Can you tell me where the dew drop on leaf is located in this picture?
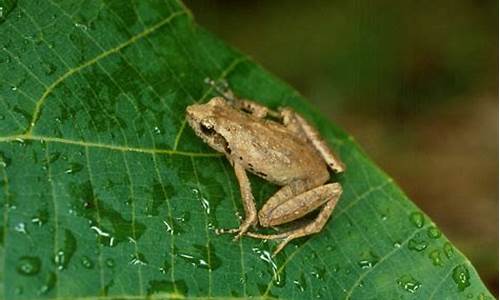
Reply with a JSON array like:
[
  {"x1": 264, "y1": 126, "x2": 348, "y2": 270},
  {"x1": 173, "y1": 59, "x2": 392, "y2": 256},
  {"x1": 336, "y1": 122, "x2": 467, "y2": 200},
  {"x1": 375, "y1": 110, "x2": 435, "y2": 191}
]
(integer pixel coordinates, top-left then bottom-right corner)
[
  {"x1": 397, "y1": 274, "x2": 421, "y2": 294},
  {"x1": 252, "y1": 246, "x2": 285, "y2": 287},
  {"x1": 0, "y1": 0, "x2": 16, "y2": 24},
  {"x1": 310, "y1": 266, "x2": 326, "y2": 280},
  {"x1": 428, "y1": 249, "x2": 444, "y2": 266},
  {"x1": 176, "y1": 243, "x2": 221, "y2": 271},
  {"x1": 0, "y1": 151, "x2": 11, "y2": 167},
  {"x1": 31, "y1": 208, "x2": 49, "y2": 226},
  {"x1": 293, "y1": 273, "x2": 307, "y2": 292},
  {"x1": 443, "y1": 242, "x2": 454, "y2": 258},
  {"x1": 129, "y1": 252, "x2": 148, "y2": 266},
  {"x1": 452, "y1": 264, "x2": 471, "y2": 291},
  {"x1": 427, "y1": 226, "x2": 442, "y2": 239},
  {"x1": 14, "y1": 222, "x2": 27, "y2": 234},
  {"x1": 159, "y1": 260, "x2": 170, "y2": 274},
  {"x1": 409, "y1": 212, "x2": 424, "y2": 228},
  {"x1": 64, "y1": 162, "x2": 83, "y2": 174},
  {"x1": 16, "y1": 256, "x2": 41, "y2": 275},
  {"x1": 74, "y1": 22, "x2": 88, "y2": 31},
  {"x1": 153, "y1": 126, "x2": 162, "y2": 135},
  {"x1": 80, "y1": 256, "x2": 94, "y2": 269},
  {"x1": 105, "y1": 258, "x2": 115, "y2": 268},
  {"x1": 357, "y1": 251, "x2": 379, "y2": 269},
  {"x1": 38, "y1": 271, "x2": 56, "y2": 295},
  {"x1": 53, "y1": 230, "x2": 77, "y2": 270},
  {"x1": 408, "y1": 238, "x2": 428, "y2": 252}
]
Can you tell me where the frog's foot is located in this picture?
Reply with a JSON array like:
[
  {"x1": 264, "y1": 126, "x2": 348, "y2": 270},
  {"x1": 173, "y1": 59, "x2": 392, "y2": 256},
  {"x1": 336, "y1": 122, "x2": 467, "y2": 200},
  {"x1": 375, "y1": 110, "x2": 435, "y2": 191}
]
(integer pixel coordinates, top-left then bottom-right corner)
[
  {"x1": 215, "y1": 216, "x2": 258, "y2": 241},
  {"x1": 245, "y1": 194, "x2": 340, "y2": 256},
  {"x1": 204, "y1": 77, "x2": 235, "y2": 100},
  {"x1": 244, "y1": 231, "x2": 292, "y2": 256}
]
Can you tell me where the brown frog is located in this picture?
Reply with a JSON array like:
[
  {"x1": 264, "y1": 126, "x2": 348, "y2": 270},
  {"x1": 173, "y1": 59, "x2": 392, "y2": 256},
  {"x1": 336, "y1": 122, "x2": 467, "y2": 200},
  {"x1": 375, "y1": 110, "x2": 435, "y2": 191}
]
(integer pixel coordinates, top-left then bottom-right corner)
[{"x1": 186, "y1": 95, "x2": 345, "y2": 255}]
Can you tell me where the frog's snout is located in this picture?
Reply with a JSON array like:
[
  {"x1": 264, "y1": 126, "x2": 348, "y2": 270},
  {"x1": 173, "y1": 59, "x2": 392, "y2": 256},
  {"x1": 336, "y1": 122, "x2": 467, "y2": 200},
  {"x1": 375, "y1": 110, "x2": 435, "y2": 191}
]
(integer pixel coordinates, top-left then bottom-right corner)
[{"x1": 185, "y1": 104, "x2": 197, "y2": 117}]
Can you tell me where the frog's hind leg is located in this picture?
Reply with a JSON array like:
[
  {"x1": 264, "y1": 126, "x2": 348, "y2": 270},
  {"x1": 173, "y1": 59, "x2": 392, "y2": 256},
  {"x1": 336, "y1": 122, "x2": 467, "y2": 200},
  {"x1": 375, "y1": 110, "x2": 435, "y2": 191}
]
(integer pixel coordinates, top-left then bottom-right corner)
[
  {"x1": 246, "y1": 183, "x2": 342, "y2": 256},
  {"x1": 280, "y1": 107, "x2": 345, "y2": 173}
]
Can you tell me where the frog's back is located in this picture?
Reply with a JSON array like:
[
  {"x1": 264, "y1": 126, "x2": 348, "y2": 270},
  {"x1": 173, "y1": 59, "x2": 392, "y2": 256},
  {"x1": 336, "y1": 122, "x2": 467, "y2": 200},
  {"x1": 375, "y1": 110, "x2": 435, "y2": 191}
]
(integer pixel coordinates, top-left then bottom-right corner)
[{"x1": 225, "y1": 117, "x2": 329, "y2": 185}]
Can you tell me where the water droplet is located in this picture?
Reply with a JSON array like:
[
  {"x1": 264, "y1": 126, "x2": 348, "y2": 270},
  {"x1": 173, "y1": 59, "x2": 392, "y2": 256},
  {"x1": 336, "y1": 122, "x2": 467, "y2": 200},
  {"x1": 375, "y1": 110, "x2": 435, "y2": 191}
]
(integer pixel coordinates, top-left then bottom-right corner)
[
  {"x1": 163, "y1": 220, "x2": 174, "y2": 234},
  {"x1": 452, "y1": 264, "x2": 471, "y2": 291},
  {"x1": 159, "y1": 261, "x2": 170, "y2": 274},
  {"x1": 74, "y1": 22, "x2": 88, "y2": 30},
  {"x1": 0, "y1": 151, "x2": 11, "y2": 167},
  {"x1": 477, "y1": 292, "x2": 493, "y2": 300},
  {"x1": 90, "y1": 225, "x2": 116, "y2": 247},
  {"x1": 357, "y1": 251, "x2": 379, "y2": 269},
  {"x1": 427, "y1": 226, "x2": 441, "y2": 239},
  {"x1": 14, "y1": 222, "x2": 27, "y2": 234},
  {"x1": 53, "y1": 230, "x2": 77, "y2": 270},
  {"x1": 409, "y1": 212, "x2": 424, "y2": 228},
  {"x1": 65, "y1": 162, "x2": 83, "y2": 174},
  {"x1": 428, "y1": 249, "x2": 444, "y2": 266},
  {"x1": 69, "y1": 181, "x2": 145, "y2": 247},
  {"x1": 153, "y1": 126, "x2": 162, "y2": 135},
  {"x1": 408, "y1": 238, "x2": 428, "y2": 252},
  {"x1": 193, "y1": 188, "x2": 210, "y2": 215},
  {"x1": 176, "y1": 211, "x2": 191, "y2": 223},
  {"x1": 38, "y1": 272, "x2": 56, "y2": 295},
  {"x1": 443, "y1": 242, "x2": 454, "y2": 258},
  {"x1": 162, "y1": 219, "x2": 184, "y2": 235},
  {"x1": 397, "y1": 274, "x2": 421, "y2": 294},
  {"x1": 293, "y1": 273, "x2": 307, "y2": 292},
  {"x1": 393, "y1": 241, "x2": 401, "y2": 248},
  {"x1": 105, "y1": 258, "x2": 115, "y2": 268},
  {"x1": 176, "y1": 243, "x2": 221, "y2": 271},
  {"x1": 0, "y1": 0, "x2": 16, "y2": 24},
  {"x1": 81, "y1": 256, "x2": 94, "y2": 269},
  {"x1": 11, "y1": 85, "x2": 17, "y2": 91},
  {"x1": 31, "y1": 208, "x2": 49, "y2": 226},
  {"x1": 129, "y1": 252, "x2": 148, "y2": 266},
  {"x1": 17, "y1": 256, "x2": 41, "y2": 275},
  {"x1": 310, "y1": 267, "x2": 326, "y2": 280},
  {"x1": 252, "y1": 247, "x2": 285, "y2": 287}
]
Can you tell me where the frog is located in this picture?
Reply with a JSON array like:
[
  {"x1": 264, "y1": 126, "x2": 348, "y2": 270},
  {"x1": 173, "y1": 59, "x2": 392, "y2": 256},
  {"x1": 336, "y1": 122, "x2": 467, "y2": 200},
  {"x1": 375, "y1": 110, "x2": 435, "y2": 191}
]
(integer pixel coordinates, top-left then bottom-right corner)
[{"x1": 186, "y1": 93, "x2": 345, "y2": 255}]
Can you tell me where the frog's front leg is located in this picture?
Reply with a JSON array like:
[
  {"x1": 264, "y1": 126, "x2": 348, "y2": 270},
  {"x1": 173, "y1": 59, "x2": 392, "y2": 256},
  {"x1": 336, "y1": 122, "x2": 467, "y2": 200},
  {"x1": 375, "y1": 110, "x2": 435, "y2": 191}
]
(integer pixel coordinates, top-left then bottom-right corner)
[
  {"x1": 280, "y1": 107, "x2": 345, "y2": 173},
  {"x1": 248, "y1": 182, "x2": 342, "y2": 255},
  {"x1": 231, "y1": 99, "x2": 281, "y2": 119},
  {"x1": 219, "y1": 161, "x2": 258, "y2": 240}
]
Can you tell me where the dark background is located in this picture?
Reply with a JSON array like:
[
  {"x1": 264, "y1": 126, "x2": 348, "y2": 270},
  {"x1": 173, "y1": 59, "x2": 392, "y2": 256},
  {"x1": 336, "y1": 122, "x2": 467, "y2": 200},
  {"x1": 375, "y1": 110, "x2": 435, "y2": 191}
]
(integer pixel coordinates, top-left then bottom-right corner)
[{"x1": 185, "y1": 0, "x2": 498, "y2": 294}]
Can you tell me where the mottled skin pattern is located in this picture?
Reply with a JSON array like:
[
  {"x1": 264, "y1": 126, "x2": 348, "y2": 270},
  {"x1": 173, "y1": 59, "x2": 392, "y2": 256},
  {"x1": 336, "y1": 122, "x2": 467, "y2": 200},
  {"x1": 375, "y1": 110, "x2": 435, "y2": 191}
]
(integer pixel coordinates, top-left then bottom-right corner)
[{"x1": 186, "y1": 97, "x2": 345, "y2": 255}]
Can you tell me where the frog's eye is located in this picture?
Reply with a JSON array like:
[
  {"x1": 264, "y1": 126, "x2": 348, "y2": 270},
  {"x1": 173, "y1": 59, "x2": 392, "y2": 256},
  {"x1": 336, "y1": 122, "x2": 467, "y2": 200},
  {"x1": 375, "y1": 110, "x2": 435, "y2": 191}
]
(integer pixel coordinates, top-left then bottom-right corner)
[{"x1": 200, "y1": 120, "x2": 215, "y2": 136}]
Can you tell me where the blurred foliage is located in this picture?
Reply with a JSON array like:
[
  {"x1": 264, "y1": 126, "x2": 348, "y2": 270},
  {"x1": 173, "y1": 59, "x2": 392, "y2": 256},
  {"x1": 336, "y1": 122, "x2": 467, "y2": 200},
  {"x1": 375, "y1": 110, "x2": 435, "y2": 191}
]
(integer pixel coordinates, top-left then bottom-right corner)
[
  {"x1": 185, "y1": 0, "x2": 498, "y2": 295},
  {"x1": 186, "y1": 0, "x2": 497, "y2": 115}
]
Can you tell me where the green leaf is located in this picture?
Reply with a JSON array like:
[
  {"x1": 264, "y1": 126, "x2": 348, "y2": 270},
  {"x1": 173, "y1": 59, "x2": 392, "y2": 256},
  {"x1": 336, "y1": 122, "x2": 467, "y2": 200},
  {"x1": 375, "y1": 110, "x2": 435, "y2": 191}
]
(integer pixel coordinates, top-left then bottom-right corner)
[{"x1": 0, "y1": 1, "x2": 493, "y2": 299}]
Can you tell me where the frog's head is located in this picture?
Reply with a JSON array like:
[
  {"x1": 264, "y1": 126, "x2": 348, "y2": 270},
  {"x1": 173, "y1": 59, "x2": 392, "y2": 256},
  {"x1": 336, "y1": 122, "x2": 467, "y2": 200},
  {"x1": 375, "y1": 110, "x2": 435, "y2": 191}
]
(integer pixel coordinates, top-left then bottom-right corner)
[{"x1": 186, "y1": 97, "x2": 232, "y2": 154}]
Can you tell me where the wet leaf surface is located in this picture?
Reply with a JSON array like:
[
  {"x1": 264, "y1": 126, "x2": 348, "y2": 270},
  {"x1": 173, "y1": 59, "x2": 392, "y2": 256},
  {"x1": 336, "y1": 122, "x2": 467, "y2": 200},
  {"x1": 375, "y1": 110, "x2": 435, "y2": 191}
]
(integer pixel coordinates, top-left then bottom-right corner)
[{"x1": 0, "y1": 0, "x2": 493, "y2": 299}]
